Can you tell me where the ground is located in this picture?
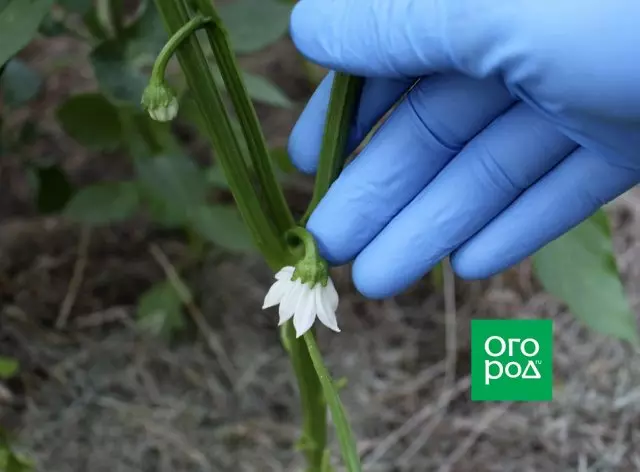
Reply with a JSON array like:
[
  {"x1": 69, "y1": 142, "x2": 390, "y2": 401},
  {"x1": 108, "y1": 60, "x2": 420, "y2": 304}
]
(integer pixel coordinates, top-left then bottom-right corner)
[{"x1": 1, "y1": 24, "x2": 640, "y2": 472}]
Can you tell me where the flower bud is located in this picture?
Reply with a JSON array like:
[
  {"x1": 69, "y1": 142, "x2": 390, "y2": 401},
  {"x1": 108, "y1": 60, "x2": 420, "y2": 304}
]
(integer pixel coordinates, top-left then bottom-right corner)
[{"x1": 141, "y1": 81, "x2": 179, "y2": 122}]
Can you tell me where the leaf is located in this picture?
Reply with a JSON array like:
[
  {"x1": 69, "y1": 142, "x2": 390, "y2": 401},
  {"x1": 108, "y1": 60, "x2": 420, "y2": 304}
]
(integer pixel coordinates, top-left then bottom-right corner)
[
  {"x1": 64, "y1": 181, "x2": 139, "y2": 225},
  {"x1": 56, "y1": 0, "x2": 93, "y2": 14},
  {"x1": 90, "y1": 40, "x2": 148, "y2": 104},
  {"x1": 218, "y1": 0, "x2": 291, "y2": 54},
  {"x1": 532, "y1": 210, "x2": 639, "y2": 344},
  {"x1": 90, "y1": 2, "x2": 166, "y2": 104},
  {"x1": 213, "y1": 69, "x2": 291, "y2": 108},
  {"x1": 135, "y1": 154, "x2": 209, "y2": 226},
  {"x1": 56, "y1": 93, "x2": 123, "y2": 150},
  {"x1": 205, "y1": 165, "x2": 229, "y2": 189},
  {"x1": 0, "y1": 356, "x2": 19, "y2": 379},
  {"x1": 28, "y1": 163, "x2": 74, "y2": 214},
  {"x1": 136, "y1": 281, "x2": 185, "y2": 340},
  {"x1": 189, "y1": 205, "x2": 255, "y2": 253},
  {"x1": 1, "y1": 58, "x2": 42, "y2": 107},
  {"x1": 0, "y1": 0, "x2": 53, "y2": 68}
]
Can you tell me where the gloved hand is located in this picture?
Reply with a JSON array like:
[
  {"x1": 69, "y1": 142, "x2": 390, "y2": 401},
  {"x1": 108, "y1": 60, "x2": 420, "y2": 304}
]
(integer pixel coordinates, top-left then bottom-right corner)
[{"x1": 287, "y1": 0, "x2": 640, "y2": 299}]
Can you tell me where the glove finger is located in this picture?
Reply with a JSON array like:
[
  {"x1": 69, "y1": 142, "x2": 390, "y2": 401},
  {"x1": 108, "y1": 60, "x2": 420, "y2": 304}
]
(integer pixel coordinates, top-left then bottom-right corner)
[
  {"x1": 306, "y1": 73, "x2": 514, "y2": 264},
  {"x1": 350, "y1": 103, "x2": 577, "y2": 298},
  {"x1": 291, "y1": 0, "x2": 455, "y2": 77},
  {"x1": 452, "y1": 148, "x2": 640, "y2": 279},
  {"x1": 288, "y1": 71, "x2": 412, "y2": 174}
]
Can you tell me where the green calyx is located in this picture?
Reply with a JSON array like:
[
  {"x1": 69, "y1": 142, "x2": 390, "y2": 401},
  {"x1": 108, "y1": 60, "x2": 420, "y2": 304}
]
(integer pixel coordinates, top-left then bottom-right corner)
[
  {"x1": 141, "y1": 80, "x2": 178, "y2": 122},
  {"x1": 287, "y1": 226, "x2": 329, "y2": 287}
]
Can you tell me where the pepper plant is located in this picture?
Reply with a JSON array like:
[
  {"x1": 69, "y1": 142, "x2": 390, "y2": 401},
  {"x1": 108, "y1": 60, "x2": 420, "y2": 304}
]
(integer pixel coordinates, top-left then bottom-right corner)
[{"x1": 1, "y1": 0, "x2": 639, "y2": 470}]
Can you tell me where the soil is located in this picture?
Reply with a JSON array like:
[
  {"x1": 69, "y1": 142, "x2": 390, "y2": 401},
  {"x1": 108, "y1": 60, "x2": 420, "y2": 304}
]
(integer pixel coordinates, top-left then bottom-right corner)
[{"x1": 2, "y1": 17, "x2": 640, "y2": 472}]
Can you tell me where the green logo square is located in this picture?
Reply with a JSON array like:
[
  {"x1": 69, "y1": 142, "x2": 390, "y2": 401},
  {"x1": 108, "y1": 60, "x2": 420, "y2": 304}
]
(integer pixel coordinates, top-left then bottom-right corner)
[{"x1": 471, "y1": 319, "x2": 553, "y2": 401}]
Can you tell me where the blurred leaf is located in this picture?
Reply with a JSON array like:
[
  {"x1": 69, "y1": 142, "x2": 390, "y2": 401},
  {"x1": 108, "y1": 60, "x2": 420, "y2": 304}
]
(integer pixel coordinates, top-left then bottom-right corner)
[
  {"x1": 57, "y1": 0, "x2": 92, "y2": 14},
  {"x1": 1, "y1": 58, "x2": 42, "y2": 107},
  {"x1": 0, "y1": 0, "x2": 54, "y2": 68},
  {"x1": 119, "y1": 106, "x2": 180, "y2": 160},
  {"x1": 0, "y1": 356, "x2": 19, "y2": 379},
  {"x1": 29, "y1": 163, "x2": 74, "y2": 214},
  {"x1": 91, "y1": 40, "x2": 147, "y2": 104},
  {"x1": 213, "y1": 69, "x2": 291, "y2": 108},
  {"x1": 39, "y1": 13, "x2": 70, "y2": 37},
  {"x1": 135, "y1": 154, "x2": 208, "y2": 225},
  {"x1": 64, "y1": 181, "x2": 140, "y2": 225},
  {"x1": 218, "y1": 0, "x2": 291, "y2": 54},
  {"x1": 3, "y1": 450, "x2": 33, "y2": 472},
  {"x1": 90, "y1": 2, "x2": 165, "y2": 104},
  {"x1": 206, "y1": 165, "x2": 229, "y2": 189},
  {"x1": 136, "y1": 281, "x2": 185, "y2": 340},
  {"x1": 82, "y1": 7, "x2": 109, "y2": 40},
  {"x1": 125, "y1": 0, "x2": 166, "y2": 58},
  {"x1": 532, "y1": 210, "x2": 639, "y2": 345},
  {"x1": 189, "y1": 205, "x2": 255, "y2": 253},
  {"x1": 57, "y1": 93, "x2": 123, "y2": 150}
]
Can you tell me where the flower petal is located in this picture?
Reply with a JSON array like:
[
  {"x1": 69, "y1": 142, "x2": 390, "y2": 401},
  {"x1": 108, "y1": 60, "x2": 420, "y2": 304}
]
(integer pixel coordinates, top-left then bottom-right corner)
[
  {"x1": 275, "y1": 266, "x2": 295, "y2": 281},
  {"x1": 278, "y1": 279, "x2": 302, "y2": 325},
  {"x1": 293, "y1": 284, "x2": 316, "y2": 337},
  {"x1": 324, "y1": 277, "x2": 339, "y2": 311},
  {"x1": 262, "y1": 279, "x2": 288, "y2": 309},
  {"x1": 315, "y1": 285, "x2": 340, "y2": 333}
]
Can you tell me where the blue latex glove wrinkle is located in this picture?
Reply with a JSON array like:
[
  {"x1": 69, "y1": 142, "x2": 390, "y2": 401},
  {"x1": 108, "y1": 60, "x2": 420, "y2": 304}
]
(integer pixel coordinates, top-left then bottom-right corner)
[{"x1": 286, "y1": 0, "x2": 640, "y2": 299}]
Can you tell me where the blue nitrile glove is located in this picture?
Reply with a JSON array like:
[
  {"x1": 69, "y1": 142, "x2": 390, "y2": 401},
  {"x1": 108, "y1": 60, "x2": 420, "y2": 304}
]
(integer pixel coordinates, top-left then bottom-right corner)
[{"x1": 286, "y1": 0, "x2": 640, "y2": 299}]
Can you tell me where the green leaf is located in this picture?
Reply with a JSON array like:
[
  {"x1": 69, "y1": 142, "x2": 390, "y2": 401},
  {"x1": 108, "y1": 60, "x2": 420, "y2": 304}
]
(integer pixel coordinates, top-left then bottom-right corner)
[
  {"x1": 57, "y1": 0, "x2": 92, "y2": 14},
  {"x1": 189, "y1": 205, "x2": 255, "y2": 253},
  {"x1": 532, "y1": 210, "x2": 639, "y2": 344},
  {"x1": 119, "y1": 106, "x2": 181, "y2": 160},
  {"x1": 28, "y1": 163, "x2": 74, "y2": 214},
  {"x1": 213, "y1": 69, "x2": 291, "y2": 108},
  {"x1": 1, "y1": 58, "x2": 42, "y2": 107},
  {"x1": 0, "y1": 0, "x2": 53, "y2": 68},
  {"x1": 56, "y1": 93, "x2": 123, "y2": 150},
  {"x1": 0, "y1": 356, "x2": 19, "y2": 379},
  {"x1": 64, "y1": 181, "x2": 139, "y2": 225},
  {"x1": 218, "y1": 0, "x2": 291, "y2": 54},
  {"x1": 205, "y1": 165, "x2": 229, "y2": 189},
  {"x1": 135, "y1": 154, "x2": 208, "y2": 226},
  {"x1": 90, "y1": 2, "x2": 166, "y2": 104},
  {"x1": 91, "y1": 40, "x2": 148, "y2": 104},
  {"x1": 136, "y1": 281, "x2": 185, "y2": 340}
]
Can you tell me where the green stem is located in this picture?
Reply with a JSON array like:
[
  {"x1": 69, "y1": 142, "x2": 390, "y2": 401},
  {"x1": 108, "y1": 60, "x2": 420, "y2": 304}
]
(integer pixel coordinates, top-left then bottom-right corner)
[
  {"x1": 149, "y1": 14, "x2": 212, "y2": 84},
  {"x1": 301, "y1": 74, "x2": 363, "y2": 225},
  {"x1": 153, "y1": 0, "x2": 290, "y2": 269},
  {"x1": 304, "y1": 332, "x2": 362, "y2": 472},
  {"x1": 191, "y1": 0, "x2": 295, "y2": 235},
  {"x1": 283, "y1": 324, "x2": 327, "y2": 471}
]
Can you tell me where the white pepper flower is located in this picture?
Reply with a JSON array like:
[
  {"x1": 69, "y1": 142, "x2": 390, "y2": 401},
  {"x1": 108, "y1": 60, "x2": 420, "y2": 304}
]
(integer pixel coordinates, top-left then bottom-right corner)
[
  {"x1": 263, "y1": 265, "x2": 340, "y2": 337},
  {"x1": 141, "y1": 81, "x2": 179, "y2": 122}
]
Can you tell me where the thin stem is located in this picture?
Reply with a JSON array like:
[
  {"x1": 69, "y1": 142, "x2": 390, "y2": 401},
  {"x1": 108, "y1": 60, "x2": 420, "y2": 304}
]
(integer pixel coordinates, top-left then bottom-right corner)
[
  {"x1": 284, "y1": 324, "x2": 327, "y2": 471},
  {"x1": 304, "y1": 332, "x2": 362, "y2": 472},
  {"x1": 150, "y1": 14, "x2": 212, "y2": 84}
]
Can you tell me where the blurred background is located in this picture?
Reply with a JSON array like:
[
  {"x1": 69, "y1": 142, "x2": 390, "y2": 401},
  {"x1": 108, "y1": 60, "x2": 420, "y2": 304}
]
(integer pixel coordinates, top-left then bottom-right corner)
[{"x1": 1, "y1": 0, "x2": 640, "y2": 471}]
